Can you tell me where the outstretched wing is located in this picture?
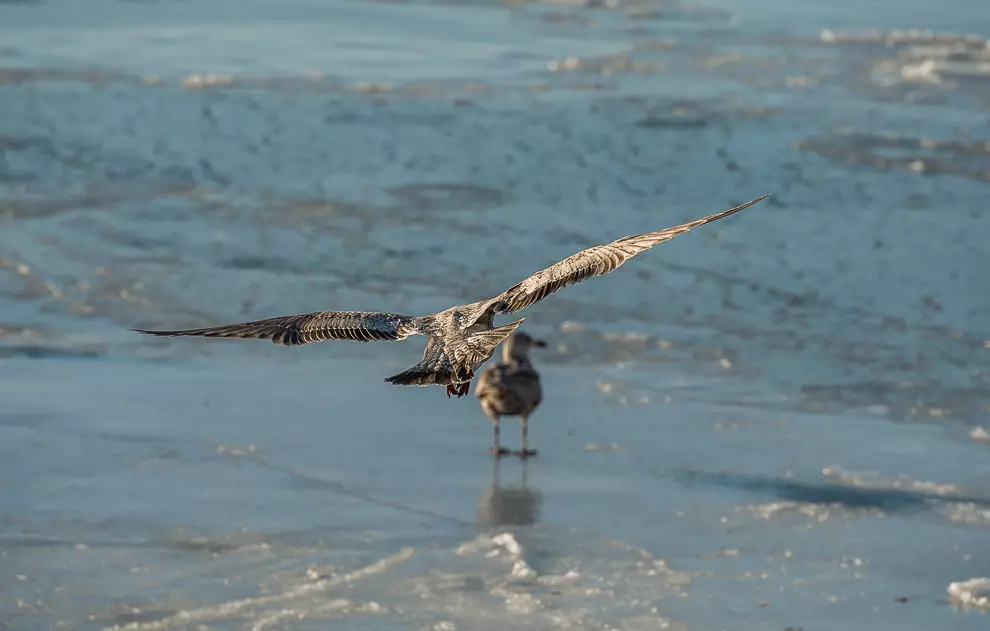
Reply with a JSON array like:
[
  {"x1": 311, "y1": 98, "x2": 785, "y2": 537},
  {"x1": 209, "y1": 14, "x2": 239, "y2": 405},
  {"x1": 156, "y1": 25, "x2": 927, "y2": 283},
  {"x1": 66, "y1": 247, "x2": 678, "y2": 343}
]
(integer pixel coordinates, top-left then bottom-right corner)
[
  {"x1": 131, "y1": 311, "x2": 418, "y2": 347},
  {"x1": 492, "y1": 195, "x2": 769, "y2": 315}
]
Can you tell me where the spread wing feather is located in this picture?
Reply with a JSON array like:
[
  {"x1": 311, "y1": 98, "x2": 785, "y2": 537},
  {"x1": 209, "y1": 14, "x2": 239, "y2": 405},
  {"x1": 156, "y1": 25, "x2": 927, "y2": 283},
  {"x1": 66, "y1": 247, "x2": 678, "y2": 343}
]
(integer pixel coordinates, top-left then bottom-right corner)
[
  {"x1": 493, "y1": 194, "x2": 769, "y2": 315},
  {"x1": 448, "y1": 319, "x2": 526, "y2": 369},
  {"x1": 384, "y1": 319, "x2": 525, "y2": 387},
  {"x1": 131, "y1": 311, "x2": 417, "y2": 347}
]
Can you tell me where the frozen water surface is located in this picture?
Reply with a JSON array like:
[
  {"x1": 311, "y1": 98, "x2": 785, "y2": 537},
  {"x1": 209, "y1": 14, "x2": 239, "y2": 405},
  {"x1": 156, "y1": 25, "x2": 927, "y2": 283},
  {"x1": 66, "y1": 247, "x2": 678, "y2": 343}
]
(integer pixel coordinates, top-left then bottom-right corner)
[{"x1": 1, "y1": 0, "x2": 990, "y2": 630}]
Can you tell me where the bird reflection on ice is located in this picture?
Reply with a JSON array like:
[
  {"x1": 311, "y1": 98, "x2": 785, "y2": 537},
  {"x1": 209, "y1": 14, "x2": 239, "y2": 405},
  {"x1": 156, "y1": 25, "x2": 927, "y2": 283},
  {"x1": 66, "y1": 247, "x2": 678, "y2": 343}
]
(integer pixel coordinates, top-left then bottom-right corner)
[{"x1": 477, "y1": 458, "x2": 542, "y2": 526}]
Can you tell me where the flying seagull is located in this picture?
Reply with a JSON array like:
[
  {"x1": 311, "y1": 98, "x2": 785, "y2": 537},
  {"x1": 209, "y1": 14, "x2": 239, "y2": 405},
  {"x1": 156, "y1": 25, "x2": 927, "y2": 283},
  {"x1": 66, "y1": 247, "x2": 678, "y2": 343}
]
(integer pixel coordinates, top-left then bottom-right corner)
[
  {"x1": 132, "y1": 194, "x2": 769, "y2": 397},
  {"x1": 475, "y1": 331, "x2": 546, "y2": 457}
]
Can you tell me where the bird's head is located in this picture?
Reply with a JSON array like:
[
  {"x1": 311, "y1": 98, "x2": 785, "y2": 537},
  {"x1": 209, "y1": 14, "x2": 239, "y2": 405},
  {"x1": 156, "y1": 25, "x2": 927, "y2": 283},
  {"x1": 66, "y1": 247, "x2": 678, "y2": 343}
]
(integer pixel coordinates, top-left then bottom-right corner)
[{"x1": 503, "y1": 331, "x2": 547, "y2": 362}]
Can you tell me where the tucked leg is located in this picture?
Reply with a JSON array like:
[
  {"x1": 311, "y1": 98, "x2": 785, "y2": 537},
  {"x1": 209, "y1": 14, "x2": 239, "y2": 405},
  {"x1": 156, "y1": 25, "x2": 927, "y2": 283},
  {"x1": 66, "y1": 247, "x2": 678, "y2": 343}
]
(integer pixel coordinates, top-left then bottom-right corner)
[{"x1": 515, "y1": 415, "x2": 538, "y2": 458}]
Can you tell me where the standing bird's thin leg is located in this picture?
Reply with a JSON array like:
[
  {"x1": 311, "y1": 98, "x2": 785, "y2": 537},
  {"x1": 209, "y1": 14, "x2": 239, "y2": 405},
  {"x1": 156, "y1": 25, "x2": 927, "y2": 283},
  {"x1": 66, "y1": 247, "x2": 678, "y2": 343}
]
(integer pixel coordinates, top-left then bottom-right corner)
[
  {"x1": 516, "y1": 415, "x2": 538, "y2": 458},
  {"x1": 489, "y1": 415, "x2": 509, "y2": 457}
]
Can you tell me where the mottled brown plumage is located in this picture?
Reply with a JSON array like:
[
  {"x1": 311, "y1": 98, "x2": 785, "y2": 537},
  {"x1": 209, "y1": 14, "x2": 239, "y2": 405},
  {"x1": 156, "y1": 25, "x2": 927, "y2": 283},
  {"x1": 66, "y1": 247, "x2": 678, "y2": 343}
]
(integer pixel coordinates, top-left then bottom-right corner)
[
  {"x1": 476, "y1": 332, "x2": 546, "y2": 457},
  {"x1": 132, "y1": 195, "x2": 768, "y2": 396},
  {"x1": 489, "y1": 194, "x2": 767, "y2": 316},
  {"x1": 135, "y1": 311, "x2": 415, "y2": 346}
]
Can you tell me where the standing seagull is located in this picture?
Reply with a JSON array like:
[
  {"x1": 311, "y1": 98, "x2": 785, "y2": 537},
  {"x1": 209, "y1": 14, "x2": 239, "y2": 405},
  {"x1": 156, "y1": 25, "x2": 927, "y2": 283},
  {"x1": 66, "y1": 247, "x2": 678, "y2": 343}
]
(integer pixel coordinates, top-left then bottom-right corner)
[
  {"x1": 475, "y1": 331, "x2": 546, "y2": 458},
  {"x1": 132, "y1": 194, "x2": 768, "y2": 397}
]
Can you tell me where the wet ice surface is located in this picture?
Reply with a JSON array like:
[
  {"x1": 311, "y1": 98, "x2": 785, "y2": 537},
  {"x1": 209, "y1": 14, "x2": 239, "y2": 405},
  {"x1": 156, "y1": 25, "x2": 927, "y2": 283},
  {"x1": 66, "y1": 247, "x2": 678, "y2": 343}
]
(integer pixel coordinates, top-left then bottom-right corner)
[
  {"x1": 4, "y1": 359, "x2": 990, "y2": 630},
  {"x1": 2, "y1": 0, "x2": 990, "y2": 629}
]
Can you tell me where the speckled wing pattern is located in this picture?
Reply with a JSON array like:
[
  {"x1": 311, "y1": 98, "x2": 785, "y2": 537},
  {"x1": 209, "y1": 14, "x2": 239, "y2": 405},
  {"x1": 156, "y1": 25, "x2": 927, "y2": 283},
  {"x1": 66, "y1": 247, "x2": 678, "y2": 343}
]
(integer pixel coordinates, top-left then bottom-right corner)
[
  {"x1": 447, "y1": 319, "x2": 526, "y2": 372},
  {"x1": 492, "y1": 194, "x2": 769, "y2": 315},
  {"x1": 384, "y1": 319, "x2": 525, "y2": 387},
  {"x1": 131, "y1": 311, "x2": 417, "y2": 347}
]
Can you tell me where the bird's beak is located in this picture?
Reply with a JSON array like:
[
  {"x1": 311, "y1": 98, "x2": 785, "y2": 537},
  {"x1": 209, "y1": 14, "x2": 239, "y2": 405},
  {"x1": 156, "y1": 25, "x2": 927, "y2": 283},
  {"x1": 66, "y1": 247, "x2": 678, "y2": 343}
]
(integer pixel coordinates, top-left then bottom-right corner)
[{"x1": 532, "y1": 339, "x2": 547, "y2": 348}]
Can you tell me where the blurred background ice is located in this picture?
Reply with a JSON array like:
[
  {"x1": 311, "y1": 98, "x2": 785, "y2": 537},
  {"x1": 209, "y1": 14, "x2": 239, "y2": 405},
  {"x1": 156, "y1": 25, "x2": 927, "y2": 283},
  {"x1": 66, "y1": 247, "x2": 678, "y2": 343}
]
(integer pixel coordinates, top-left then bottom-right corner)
[{"x1": 1, "y1": 1, "x2": 989, "y2": 629}]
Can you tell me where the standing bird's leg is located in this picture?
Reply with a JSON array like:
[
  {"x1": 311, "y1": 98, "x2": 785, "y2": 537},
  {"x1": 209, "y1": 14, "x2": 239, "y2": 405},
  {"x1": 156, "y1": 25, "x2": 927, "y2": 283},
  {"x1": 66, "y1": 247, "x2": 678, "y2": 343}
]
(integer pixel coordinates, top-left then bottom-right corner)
[
  {"x1": 489, "y1": 414, "x2": 509, "y2": 457},
  {"x1": 515, "y1": 415, "x2": 538, "y2": 458}
]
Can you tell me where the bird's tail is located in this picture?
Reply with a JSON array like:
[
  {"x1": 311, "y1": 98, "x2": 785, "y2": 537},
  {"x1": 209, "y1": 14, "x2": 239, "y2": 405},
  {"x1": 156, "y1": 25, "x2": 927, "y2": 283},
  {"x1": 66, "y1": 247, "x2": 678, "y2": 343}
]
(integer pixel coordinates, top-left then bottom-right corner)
[
  {"x1": 384, "y1": 343, "x2": 451, "y2": 387},
  {"x1": 384, "y1": 363, "x2": 452, "y2": 387}
]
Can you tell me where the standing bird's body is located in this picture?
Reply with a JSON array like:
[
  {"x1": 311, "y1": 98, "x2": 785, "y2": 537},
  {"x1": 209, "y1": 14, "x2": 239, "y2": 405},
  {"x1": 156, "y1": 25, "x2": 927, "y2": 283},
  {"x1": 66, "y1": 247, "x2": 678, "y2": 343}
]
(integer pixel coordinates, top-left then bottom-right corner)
[
  {"x1": 475, "y1": 332, "x2": 546, "y2": 458},
  {"x1": 132, "y1": 195, "x2": 768, "y2": 398}
]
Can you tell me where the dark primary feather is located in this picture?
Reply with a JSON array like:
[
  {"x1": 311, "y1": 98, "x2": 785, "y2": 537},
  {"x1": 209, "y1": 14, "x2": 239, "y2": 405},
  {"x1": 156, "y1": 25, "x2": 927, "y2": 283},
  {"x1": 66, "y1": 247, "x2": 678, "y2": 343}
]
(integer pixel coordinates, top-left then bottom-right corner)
[
  {"x1": 131, "y1": 311, "x2": 416, "y2": 347},
  {"x1": 493, "y1": 194, "x2": 769, "y2": 315}
]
